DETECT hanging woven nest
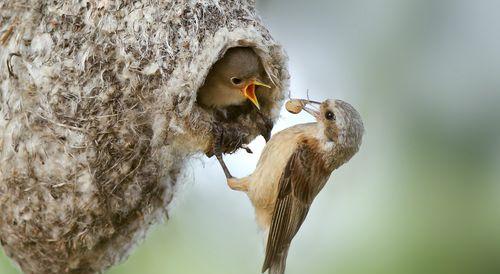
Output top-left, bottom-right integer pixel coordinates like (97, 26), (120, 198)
(0, 0), (289, 273)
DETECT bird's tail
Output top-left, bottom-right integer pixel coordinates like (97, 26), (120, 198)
(264, 246), (289, 274)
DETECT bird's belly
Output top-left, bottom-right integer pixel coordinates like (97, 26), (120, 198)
(247, 132), (303, 213)
(248, 160), (290, 229)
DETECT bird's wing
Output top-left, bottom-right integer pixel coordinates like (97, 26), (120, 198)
(262, 141), (328, 273)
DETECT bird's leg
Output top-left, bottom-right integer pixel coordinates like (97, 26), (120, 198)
(227, 177), (249, 192)
(216, 154), (233, 179)
(212, 125), (234, 179)
(213, 128), (246, 190)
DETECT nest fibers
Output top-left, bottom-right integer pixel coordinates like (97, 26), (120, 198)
(0, 1), (289, 273)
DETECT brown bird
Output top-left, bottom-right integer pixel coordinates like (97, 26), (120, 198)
(225, 99), (364, 274)
(197, 47), (273, 174)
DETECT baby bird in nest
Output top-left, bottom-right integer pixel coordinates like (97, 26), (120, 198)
(224, 99), (364, 274)
(197, 47), (273, 174)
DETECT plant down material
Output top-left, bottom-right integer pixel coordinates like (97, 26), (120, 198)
(0, 0), (289, 273)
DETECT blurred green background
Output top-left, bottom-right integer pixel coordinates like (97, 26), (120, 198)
(2, 0), (500, 273)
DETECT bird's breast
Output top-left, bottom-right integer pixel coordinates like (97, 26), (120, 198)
(246, 123), (318, 215)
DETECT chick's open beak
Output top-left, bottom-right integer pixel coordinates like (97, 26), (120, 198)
(242, 79), (271, 110)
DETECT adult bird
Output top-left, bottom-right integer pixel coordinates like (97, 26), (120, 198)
(225, 99), (364, 274)
(197, 47), (273, 173)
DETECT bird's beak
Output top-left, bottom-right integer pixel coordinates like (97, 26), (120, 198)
(242, 79), (271, 110)
(303, 100), (321, 120)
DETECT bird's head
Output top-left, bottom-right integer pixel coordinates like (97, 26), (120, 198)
(303, 99), (364, 149)
(212, 47), (271, 110)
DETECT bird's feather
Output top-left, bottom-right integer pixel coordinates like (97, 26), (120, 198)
(262, 140), (329, 273)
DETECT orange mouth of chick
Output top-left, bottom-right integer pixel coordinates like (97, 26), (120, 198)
(242, 80), (271, 110)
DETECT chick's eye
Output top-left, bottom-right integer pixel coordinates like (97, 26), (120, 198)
(325, 111), (335, 120)
(231, 77), (242, 85)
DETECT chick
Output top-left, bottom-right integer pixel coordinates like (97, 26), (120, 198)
(226, 99), (364, 274)
(197, 47), (273, 174)
(197, 47), (271, 110)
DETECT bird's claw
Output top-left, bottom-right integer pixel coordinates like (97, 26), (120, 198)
(241, 144), (253, 154)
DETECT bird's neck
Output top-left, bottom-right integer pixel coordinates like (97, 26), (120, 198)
(314, 123), (358, 171)
(314, 123), (335, 152)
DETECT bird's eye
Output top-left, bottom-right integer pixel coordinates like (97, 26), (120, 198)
(325, 111), (335, 121)
(231, 77), (242, 85)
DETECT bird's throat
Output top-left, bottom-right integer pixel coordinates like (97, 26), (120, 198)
(243, 83), (260, 110)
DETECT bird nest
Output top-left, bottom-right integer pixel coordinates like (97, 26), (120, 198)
(0, 1), (289, 273)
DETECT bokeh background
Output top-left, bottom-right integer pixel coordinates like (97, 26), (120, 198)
(2, 0), (500, 273)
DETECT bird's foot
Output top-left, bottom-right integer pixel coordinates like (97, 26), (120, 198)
(227, 178), (239, 190)
(241, 144), (253, 154)
(227, 177), (248, 192)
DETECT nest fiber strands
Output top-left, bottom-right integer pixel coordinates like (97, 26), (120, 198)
(0, 0), (289, 273)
